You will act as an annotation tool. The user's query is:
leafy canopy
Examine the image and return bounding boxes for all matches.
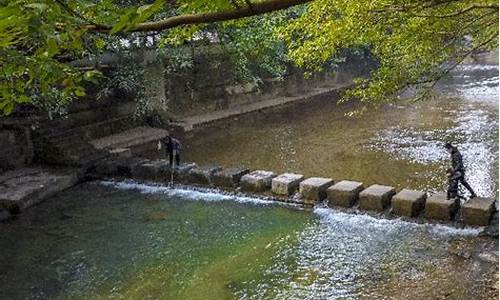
[0,0,497,116]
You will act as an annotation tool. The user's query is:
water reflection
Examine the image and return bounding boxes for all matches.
[184,62,498,197]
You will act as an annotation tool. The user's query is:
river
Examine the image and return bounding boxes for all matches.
[0,59,498,299]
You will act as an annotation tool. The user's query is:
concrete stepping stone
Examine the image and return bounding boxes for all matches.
[188,165,223,185]
[461,197,495,226]
[213,168,250,188]
[359,184,396,212]
[327,180,364,208]
[391,189,427,217]
[299,177,334,204]
[272,173,305,196]
[240,170,276,192]
[424,193,460,221]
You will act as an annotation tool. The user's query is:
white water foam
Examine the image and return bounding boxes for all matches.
[313,206,482,238]
[99,180,279,206]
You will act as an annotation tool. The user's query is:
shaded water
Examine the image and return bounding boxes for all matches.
[184,63,499,198]
[0,181,496,299]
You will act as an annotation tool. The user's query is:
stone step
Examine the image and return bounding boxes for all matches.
[91,126,169,152]
[0,168,79,212]
[38,116,134,140]
[424,194,460,221]
[461,197,495,226]
[327,180,364,208]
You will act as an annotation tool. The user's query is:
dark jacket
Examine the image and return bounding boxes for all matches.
[451,147,464,173]
[164,137,181,153]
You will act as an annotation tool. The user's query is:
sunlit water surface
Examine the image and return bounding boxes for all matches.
[184,62,499,198]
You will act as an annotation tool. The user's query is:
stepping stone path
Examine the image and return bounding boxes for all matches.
[462,197,495,226]
[272,173,305,196]
[299,177,334,204]
[391,189,427,217]
[425,194,460,221]
[327,180,364,208]
[359,184,396,211]
[241,170,276,193]
[213,168,250,188]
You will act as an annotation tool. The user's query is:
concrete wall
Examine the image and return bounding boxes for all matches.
[150,50,374,120]
[0,124,33,172]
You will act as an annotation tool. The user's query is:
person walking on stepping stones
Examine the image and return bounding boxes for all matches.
[445,142,476,200]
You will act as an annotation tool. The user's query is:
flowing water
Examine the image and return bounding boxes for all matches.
[0,60,498,299]
[183,62,499,198]
[0,181,497,299]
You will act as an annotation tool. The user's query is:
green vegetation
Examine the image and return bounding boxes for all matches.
[0,0,497,115]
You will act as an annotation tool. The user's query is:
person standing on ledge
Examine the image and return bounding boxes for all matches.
[162,135,182,167]
[445,142,476,200]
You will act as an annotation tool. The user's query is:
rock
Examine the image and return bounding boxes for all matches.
[299,177,334,204]
[131,160,160,180]
[272,173,305,196]
[359,184,396,212]
[187,165,222,185]
[461,197,495,226]
[240,170,276,193]
[391,189,427,217]
[327,180,364,208]
[168,163,197,183]
[424,193,459,221]
[0,168,79,212]
[212,167,250,188]
[0,209,11,222]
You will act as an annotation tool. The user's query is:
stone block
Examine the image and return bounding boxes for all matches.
[461,197,495,226]
[187,165,223,185]
[167,163,197,183]
[391,189,427,217]
[424,194,460,221]
[359,184,396,212]
[272,173,305,196]
[327,180,364,208]
[240,170,276,193]
[213,168,250,188]
[299,177,334,204]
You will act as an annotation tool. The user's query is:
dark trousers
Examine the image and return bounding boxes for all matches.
[448,173,475,198]
[168,150,180,166]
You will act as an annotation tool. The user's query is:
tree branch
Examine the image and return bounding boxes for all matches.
[86,0,312,33]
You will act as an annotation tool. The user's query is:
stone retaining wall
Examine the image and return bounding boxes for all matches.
[94,158,497,227]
